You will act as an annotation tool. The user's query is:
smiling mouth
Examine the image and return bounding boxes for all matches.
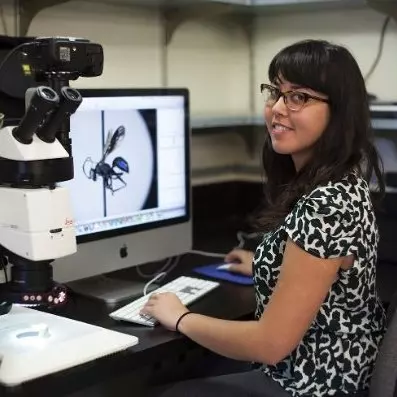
[271,123,294,133]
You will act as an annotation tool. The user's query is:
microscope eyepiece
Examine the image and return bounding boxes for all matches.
[40,87,57,100]
[12,86,59,145]
[64,88,80,101]
[36,87,82,144]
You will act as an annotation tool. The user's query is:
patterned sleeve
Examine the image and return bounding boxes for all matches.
[284,186,357,259]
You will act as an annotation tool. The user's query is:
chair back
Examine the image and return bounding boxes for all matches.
[369,291,397,397]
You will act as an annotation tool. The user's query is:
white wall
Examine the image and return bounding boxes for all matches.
[0,1,254,184]
[254,8,397,116]
[26,1,251,120]
[253,8,397,182]
[0,2,396,183]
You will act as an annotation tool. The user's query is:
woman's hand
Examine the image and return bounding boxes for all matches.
[224,249,254,277]
[140,292,189,331]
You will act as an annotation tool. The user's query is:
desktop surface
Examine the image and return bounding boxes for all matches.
[1,178,395,397]
[0,251,256,397]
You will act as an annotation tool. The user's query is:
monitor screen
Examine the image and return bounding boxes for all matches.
[54,88,191,283]
[62,88,190,242]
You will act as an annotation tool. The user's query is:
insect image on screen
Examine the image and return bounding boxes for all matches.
[82,125,130,194]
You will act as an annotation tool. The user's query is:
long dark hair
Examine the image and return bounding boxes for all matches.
[256,39,384,232]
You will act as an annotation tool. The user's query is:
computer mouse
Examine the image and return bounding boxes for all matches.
[216,263,233,271]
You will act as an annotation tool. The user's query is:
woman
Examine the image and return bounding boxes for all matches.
[142,39,386,397]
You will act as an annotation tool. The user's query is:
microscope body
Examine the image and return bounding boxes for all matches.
[0,187,76,263]
[0,37,103,310]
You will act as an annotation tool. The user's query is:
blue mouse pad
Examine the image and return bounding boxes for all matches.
[193,264,254,285]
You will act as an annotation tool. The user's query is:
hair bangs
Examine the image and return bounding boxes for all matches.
[268,40,330,95]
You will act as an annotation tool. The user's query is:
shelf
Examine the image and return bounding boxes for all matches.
[191,113,397,131]
[18,0,69,36]
[17,0,385,40]
[191,116,258,129]
[371,119,397,131]
[192,164,262,186]
[367,0,397,22]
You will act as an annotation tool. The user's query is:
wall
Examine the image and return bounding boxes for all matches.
[253,8,397,115]
[0,0,254,184]
[0,2,396,184]
[253,8,397,182]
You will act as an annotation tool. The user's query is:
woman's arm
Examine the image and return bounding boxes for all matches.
[142,238,342,365]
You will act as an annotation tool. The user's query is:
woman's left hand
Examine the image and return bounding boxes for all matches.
[140,292,189,331]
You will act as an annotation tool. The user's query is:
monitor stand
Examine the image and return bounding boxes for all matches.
[66,274,159,306]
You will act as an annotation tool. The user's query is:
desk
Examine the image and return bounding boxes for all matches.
[0,253,256,397]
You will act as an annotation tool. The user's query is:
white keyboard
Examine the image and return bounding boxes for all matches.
[109,276,220,326]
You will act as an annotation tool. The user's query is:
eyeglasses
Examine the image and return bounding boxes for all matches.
[260,83,329,111]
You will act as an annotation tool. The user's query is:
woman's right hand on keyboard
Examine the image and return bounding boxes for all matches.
[224,249,254,277]
[141,292,189,331]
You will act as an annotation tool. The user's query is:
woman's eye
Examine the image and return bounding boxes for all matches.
[290,92,306,104]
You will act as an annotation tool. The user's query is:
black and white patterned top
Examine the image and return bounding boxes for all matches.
[253,172,386,397]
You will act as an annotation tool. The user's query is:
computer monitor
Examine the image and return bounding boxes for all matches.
[53,88,191,303]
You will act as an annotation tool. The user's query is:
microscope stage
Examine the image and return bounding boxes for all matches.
[0,305,138,386]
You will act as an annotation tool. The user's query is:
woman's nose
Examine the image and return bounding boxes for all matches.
[271,96,288,115]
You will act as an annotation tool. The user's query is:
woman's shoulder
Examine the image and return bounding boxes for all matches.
[300,171,371,208]
[286,171,373,229]
[282,171,375,259]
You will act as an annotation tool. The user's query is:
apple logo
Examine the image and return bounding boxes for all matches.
[120,244,128,258]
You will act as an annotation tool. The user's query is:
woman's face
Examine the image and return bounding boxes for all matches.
[264,79,330,171]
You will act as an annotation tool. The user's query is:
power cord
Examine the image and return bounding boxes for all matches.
[136,255,180,279]
[0,5,8,36]
[0,255,8,283]
[364,16,391,83]
[139,230,259,296]
[235,230,261,249]
[0,42,29,77]
[189,249,226,258]
[143,272,166,296]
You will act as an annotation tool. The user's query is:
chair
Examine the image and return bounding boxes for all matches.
[369,290,397,397]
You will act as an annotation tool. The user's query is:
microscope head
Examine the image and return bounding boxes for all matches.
[0,37,104,187]
[22,37,104,82]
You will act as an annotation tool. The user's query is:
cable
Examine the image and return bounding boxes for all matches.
[0,42,29,78]
[364,16,391,83]
[136,256,175,279]
[235,230,261,249]
[0,255,8,283]
[189,249,226,258]
[0,5,8,36]
[138,230,259,287]
[143,272,166,296]
[189,230,261,258]
[159,254,182,274]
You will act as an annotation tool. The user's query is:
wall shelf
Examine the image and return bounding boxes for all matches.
[15,0,397,154]
[191,105,397,131]
[17,0,392,40]
[191,116,258,129]
[18,0,69,36]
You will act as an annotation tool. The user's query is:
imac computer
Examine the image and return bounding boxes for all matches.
[53,88,191,303]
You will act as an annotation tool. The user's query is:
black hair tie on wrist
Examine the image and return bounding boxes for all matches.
[175,311,192,332]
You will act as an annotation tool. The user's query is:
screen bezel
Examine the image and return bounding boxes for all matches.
[72,87,190,245]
